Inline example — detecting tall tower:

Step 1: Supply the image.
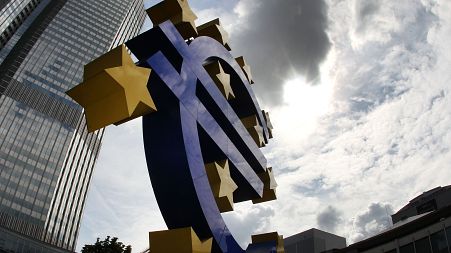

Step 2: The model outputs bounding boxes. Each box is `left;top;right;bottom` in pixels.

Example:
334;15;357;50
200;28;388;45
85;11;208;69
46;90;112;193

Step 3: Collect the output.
0;0;146;252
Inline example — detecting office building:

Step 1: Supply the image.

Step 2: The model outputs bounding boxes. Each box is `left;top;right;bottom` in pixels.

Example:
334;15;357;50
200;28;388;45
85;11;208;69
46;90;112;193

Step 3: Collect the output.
0;0;146;252
284;228;346;253
392;185;451;224
335;186;451;253
335;205;451;253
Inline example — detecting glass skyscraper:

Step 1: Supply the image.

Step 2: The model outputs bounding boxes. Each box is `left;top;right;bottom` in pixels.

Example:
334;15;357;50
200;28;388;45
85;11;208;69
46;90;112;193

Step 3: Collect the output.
0;0;146;252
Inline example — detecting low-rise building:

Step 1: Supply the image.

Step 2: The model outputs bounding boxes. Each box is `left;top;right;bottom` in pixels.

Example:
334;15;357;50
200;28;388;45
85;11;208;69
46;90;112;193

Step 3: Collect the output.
392;186;451;224
336;185;451;253
284;228;346;253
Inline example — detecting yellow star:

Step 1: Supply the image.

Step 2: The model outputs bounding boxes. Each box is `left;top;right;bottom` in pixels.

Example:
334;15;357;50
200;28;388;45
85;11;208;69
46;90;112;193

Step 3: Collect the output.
149;227;212;253
204;61;235;100
252;167;277;204
66;45;156;133
147;0;198;39
262;110;274;139
241;115;265;147
205;160;238;213
235;56;255;84
251;232;284;253
197;19;231;50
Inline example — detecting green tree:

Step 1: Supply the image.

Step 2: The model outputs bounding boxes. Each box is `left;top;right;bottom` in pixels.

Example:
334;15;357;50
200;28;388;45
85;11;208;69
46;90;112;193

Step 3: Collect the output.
81;236;132;253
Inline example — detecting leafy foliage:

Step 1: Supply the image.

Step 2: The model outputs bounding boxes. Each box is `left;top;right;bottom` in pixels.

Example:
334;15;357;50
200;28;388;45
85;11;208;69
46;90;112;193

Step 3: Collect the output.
81;236;132;253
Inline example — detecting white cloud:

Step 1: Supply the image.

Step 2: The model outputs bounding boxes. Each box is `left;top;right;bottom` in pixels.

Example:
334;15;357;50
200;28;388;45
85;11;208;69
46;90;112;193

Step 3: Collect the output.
350;203;394;242
222;203;276;248
194;7;238;34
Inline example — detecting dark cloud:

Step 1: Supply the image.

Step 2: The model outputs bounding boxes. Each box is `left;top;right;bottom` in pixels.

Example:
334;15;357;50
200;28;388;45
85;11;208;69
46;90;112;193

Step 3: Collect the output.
317;206;342;233
231;0;331;105
353;203;393;241
357;1;380;19
294;175;338;197
355;0;381;32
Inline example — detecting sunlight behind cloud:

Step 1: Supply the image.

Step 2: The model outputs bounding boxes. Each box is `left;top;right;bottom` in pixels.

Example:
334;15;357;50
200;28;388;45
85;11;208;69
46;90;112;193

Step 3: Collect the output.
271;75;333;146
266;46;336;146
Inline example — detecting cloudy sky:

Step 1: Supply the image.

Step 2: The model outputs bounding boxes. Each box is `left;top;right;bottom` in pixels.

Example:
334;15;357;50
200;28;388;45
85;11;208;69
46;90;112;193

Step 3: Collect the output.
76;0;451;252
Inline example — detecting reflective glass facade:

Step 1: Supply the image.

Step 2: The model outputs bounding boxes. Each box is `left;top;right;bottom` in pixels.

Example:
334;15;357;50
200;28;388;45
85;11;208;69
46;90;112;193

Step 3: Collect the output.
0;0;42;49
0;0;146;252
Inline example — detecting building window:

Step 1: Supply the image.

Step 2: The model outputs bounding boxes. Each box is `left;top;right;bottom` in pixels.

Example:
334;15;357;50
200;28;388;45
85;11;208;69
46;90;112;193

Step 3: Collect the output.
415;237;432;253
430;230;448;253
400;242;415;253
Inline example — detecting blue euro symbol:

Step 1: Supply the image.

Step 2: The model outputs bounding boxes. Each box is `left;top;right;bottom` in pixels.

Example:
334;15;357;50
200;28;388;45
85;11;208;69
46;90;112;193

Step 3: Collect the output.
126;21;277;253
